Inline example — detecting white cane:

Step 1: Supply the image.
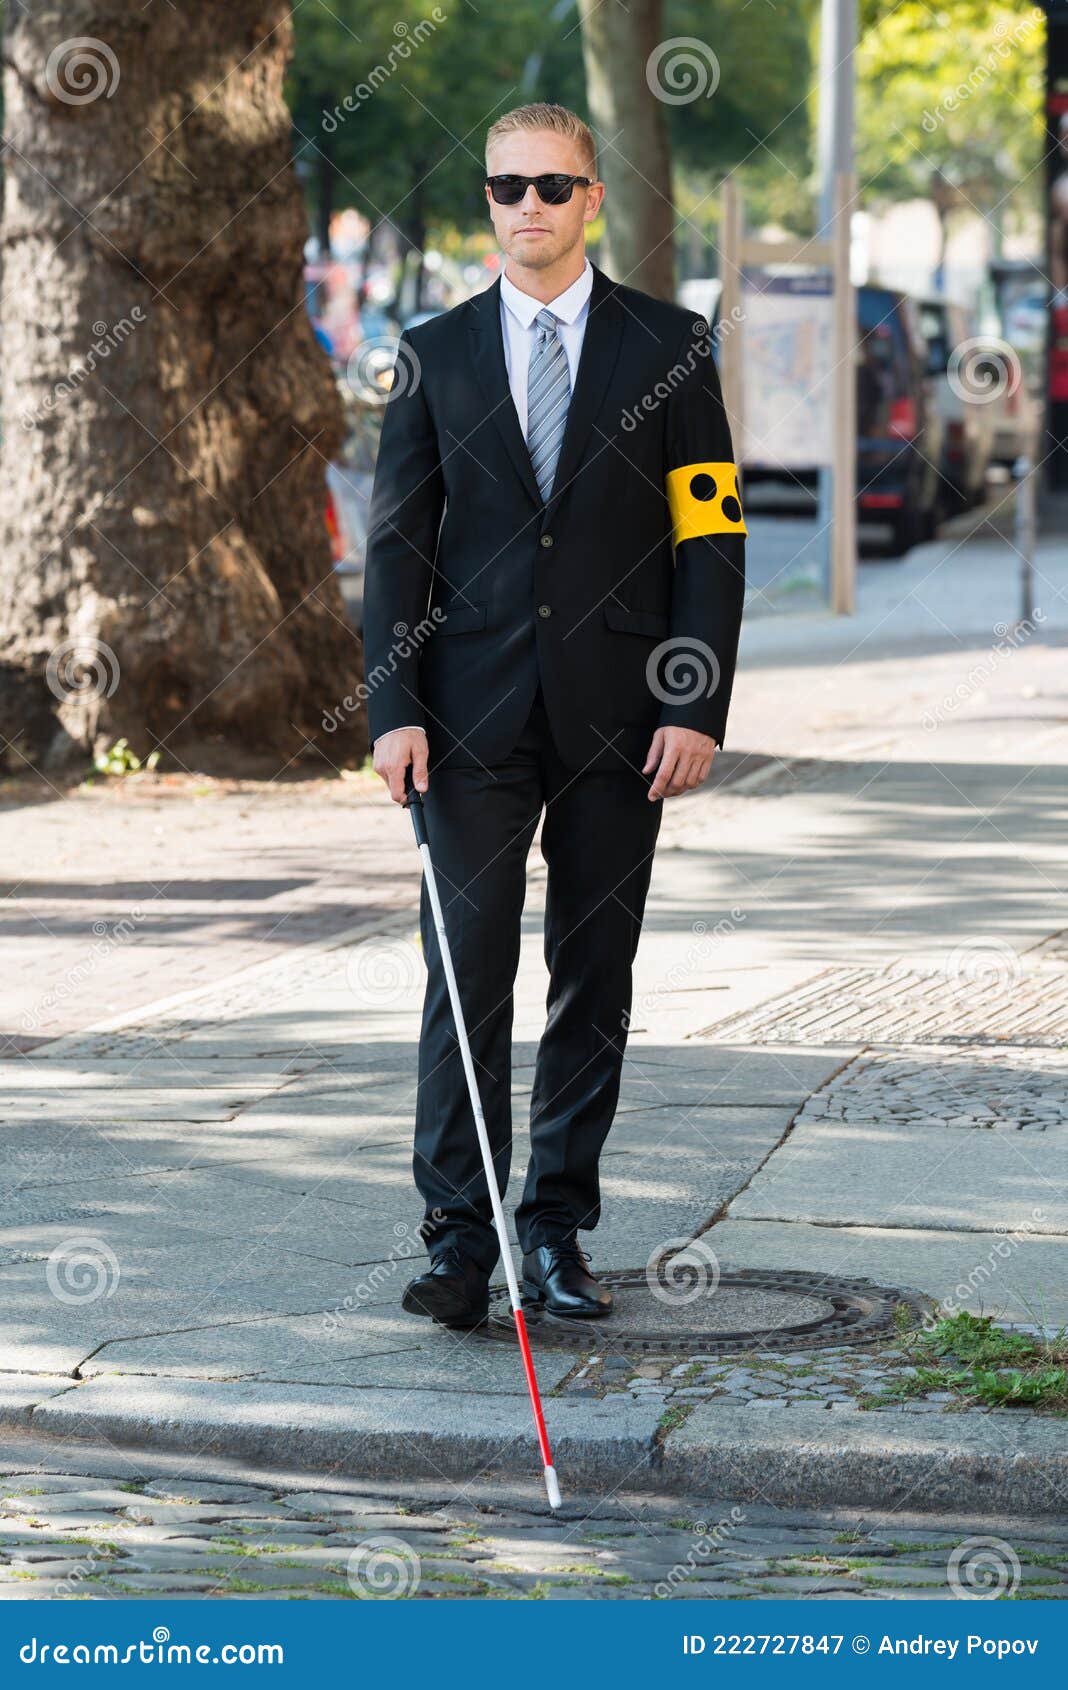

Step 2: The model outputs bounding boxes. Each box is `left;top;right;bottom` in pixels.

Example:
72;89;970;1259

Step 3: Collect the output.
404;768;562;1510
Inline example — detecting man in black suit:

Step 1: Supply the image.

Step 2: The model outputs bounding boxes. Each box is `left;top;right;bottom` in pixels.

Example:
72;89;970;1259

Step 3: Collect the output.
363;102;745;1328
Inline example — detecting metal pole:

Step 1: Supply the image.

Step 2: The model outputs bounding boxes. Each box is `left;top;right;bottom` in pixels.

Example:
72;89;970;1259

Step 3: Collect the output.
832;170;857;614
1015;454;1037;626
817;0;857;611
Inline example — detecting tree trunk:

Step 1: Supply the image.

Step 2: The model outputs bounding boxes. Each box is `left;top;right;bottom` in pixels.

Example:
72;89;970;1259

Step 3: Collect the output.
577;0;675;301
317;122;335;258
0;0;364;775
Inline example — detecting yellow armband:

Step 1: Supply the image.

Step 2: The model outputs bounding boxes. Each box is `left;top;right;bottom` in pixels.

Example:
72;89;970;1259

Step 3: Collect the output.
665;461;747;544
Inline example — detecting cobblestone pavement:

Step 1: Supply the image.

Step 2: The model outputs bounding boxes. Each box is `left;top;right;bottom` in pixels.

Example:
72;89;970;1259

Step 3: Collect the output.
795;1045;1068;1132
563;1340;1058;1416
1;1453;1065;1600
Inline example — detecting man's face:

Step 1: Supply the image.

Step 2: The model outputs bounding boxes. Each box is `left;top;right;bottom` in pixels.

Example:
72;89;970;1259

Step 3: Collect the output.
485;130;603;271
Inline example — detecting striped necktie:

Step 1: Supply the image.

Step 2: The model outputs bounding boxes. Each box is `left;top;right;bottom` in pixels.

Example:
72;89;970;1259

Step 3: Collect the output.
526;308;571;503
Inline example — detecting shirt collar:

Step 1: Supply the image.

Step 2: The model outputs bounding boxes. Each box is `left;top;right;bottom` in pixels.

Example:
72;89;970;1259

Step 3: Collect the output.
500;257;593;329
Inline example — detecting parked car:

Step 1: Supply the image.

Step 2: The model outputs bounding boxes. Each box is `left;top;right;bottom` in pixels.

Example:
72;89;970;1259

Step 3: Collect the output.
856;284;944;553
916;298;996;511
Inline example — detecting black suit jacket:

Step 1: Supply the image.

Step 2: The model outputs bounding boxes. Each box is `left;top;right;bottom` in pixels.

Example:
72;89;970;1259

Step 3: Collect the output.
362;261;746;773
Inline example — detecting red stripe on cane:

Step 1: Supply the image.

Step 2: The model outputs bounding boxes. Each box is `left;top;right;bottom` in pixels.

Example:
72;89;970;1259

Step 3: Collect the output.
513;1307;554;1470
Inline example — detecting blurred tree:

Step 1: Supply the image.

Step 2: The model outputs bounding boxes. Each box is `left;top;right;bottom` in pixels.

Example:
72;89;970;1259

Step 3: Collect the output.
287;0;811;299
855;0;1044;252
0;1;361;775
288;0;573;305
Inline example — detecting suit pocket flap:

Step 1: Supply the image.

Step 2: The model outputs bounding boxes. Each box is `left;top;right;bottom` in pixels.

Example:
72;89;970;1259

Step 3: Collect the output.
604;603;669;638
434;601;488;635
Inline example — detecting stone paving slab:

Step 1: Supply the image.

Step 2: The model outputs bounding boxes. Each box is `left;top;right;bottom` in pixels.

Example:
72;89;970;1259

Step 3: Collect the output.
704;1218;1068;1329
731;1119;1068;1235
79;1310;580;1396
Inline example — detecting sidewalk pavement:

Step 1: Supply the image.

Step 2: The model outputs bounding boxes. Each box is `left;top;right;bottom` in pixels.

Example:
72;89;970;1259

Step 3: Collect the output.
2;502;1067;1517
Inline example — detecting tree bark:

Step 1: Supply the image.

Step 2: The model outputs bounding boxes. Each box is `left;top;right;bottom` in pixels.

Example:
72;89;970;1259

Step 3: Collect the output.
0;0;364;775
577;0;675;300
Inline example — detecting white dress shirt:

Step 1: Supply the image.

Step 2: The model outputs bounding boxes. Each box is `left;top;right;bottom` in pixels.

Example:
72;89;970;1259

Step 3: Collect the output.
374;259;593;747
499;257;593;440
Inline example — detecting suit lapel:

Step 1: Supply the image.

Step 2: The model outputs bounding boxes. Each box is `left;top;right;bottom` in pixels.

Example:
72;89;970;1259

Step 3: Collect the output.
468;275;542;509
467;262;626;517
542;263;624;519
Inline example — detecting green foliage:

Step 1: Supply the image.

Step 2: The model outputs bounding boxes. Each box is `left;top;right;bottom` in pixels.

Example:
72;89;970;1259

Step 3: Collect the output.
93;739;160;777
287;0;820;258
867;1311;1068;1412
855;1;1044;225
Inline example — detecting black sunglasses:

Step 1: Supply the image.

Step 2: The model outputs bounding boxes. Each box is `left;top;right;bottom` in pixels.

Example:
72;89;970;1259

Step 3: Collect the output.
486;173;593;206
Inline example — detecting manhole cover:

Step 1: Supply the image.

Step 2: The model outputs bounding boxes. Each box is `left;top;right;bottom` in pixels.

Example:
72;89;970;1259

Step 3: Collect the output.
484;1269;923;1354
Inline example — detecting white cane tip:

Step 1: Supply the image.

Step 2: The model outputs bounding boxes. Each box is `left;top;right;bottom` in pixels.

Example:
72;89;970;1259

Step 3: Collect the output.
544;1465;562;1509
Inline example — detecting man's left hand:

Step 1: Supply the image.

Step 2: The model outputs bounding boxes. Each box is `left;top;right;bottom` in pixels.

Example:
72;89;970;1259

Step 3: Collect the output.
642;726;717;801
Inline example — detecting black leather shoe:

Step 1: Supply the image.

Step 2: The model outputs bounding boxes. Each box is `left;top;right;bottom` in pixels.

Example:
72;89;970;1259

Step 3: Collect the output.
522;1240;612;1318
402;1248;490;1329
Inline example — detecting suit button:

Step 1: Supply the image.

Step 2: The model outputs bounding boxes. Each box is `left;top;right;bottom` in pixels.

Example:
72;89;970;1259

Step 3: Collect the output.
537;604;552;619
540;534;554;548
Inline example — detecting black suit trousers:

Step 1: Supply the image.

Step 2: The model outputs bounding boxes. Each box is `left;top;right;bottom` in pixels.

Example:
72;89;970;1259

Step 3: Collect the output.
415;685;663;1272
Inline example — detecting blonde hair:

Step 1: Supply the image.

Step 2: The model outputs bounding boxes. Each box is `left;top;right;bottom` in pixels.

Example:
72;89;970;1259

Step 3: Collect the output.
485;103;597;179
